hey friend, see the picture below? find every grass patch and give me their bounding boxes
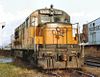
[0,57,48,77]
[0,62,46,77]
[0,63,34,77]
[0,63,19,77]
[0,56,14,58]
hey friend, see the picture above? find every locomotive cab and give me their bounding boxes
[38,5,70,25]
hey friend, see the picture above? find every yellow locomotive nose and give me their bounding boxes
[35,23,78,45]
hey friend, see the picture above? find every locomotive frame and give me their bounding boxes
[12,5,83,69]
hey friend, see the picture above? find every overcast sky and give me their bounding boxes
[0,0,100,47]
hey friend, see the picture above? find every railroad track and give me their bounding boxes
[16,57,96,77]
[85,57,100,67]
[44,69,96,77]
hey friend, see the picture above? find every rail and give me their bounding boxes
[85,57,100,67]
[75,70,96,77]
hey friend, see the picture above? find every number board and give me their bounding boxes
[39,9,63,15]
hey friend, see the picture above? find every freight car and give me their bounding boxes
[12,5,83,69]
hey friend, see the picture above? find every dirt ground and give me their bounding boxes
[13,58,49,77]
[82,65,100,77]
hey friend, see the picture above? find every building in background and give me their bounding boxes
[80,24,88,43]
[82,18,100,57]
[83,24,88,43]
[0,22,5,48]
[88,17,100,45]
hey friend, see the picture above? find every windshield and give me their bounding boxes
[40,14,69,24]
[40,15,50,23]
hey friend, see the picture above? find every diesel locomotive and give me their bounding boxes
[12,5,83,69]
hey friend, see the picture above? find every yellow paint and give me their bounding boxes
[14,23,78,48]
[37,23,78,44]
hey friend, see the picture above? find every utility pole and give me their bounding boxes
[72,22,81,67]
[72,23,80,44]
